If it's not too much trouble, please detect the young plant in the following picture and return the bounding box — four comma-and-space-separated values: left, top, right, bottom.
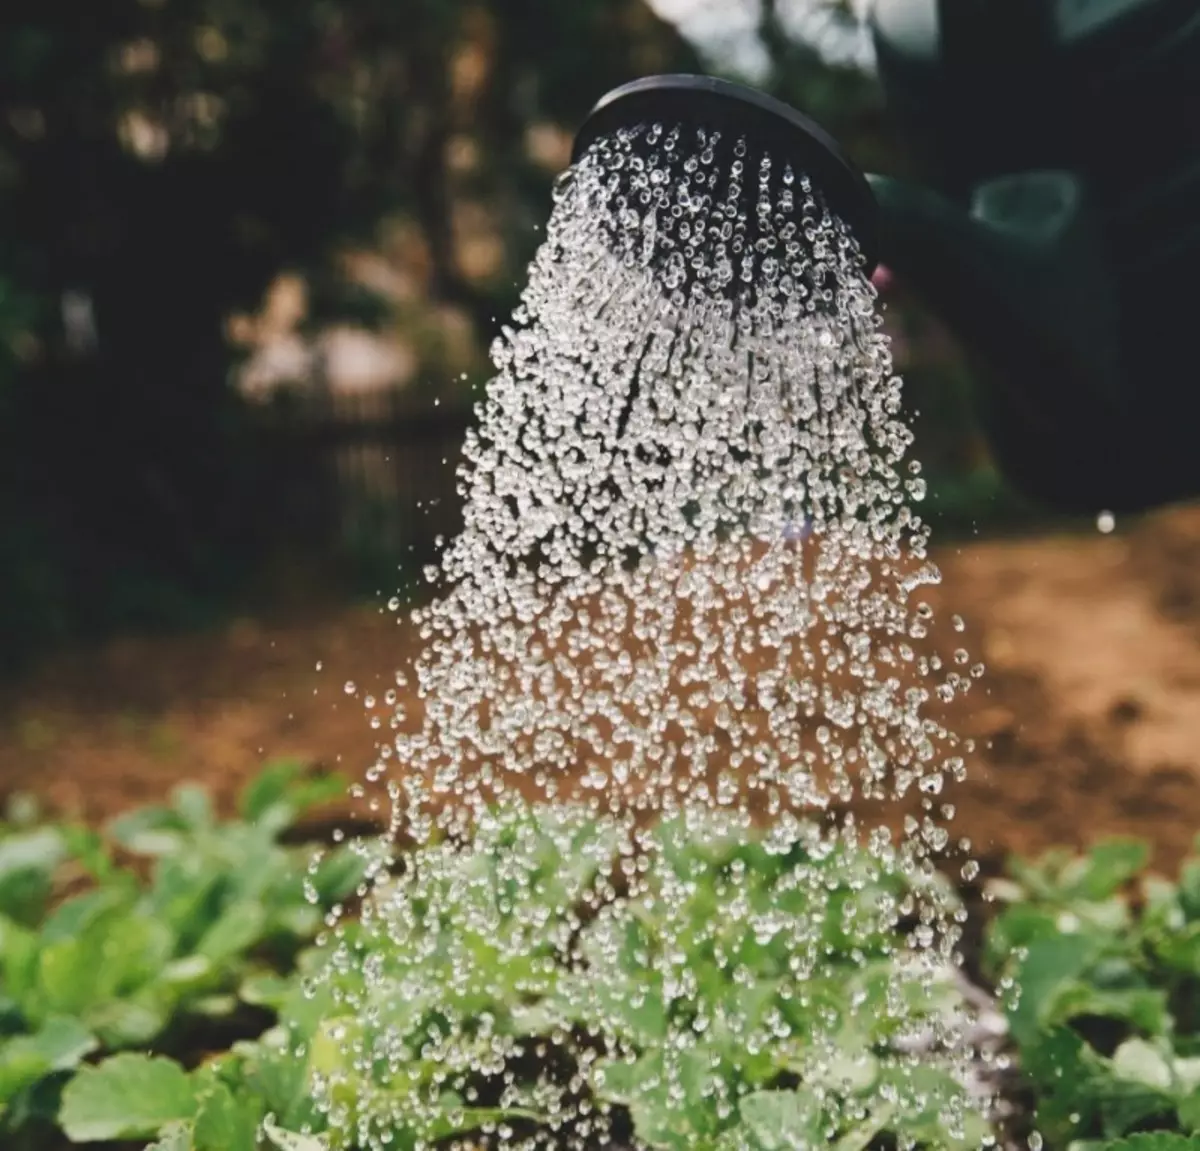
557, 809, 989, 1150
262, 804, 991, 1151
0, 761, 364, 1145
987, 836, 1200, 1147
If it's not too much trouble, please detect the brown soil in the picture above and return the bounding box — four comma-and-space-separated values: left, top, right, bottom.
4, 504, 1200, 871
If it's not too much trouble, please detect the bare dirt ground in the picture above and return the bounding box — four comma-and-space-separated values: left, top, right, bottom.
4, 503, 1200, 871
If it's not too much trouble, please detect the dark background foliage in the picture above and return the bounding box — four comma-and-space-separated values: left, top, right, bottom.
0, 0, 1003, 671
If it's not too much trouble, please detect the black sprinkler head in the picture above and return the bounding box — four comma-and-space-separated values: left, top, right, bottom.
572, 74, 880, 276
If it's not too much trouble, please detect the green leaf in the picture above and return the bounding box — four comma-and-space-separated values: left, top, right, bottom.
0, 1016, 97, 1106
1179, 859, 1200, 921
163, 954, 217, 992
425, 1101, 544, 1141
172, 785, 215, 831
146, 1121, 194, 1151
37, 910, 174, 1022
88, 998, 171, 1047
193, 994, 239, 1018
1098, 1078, 1177, 1139
308, 846, 369, 905
262, 1116, 330, 1151
0, 915, 38, 1004
239, 761, 347, 832
196, 901, 267, 964
879, 1064, 991, 1150
1074, 839, 1151, 901
239, 761, 306, 823
59, 1053, 198, 1141
1150, 922, 1200, 976
108, 804, 191, 857
738, 1090, 823, 1150
1009, 932, 1104, 1046
147, 858, 224, 945
806, 1039, 878, 1094
1179, 1086, 1200, 1132
239, 971, 294, 1010
833, 1106, 897, 1151
987, 903, 1093, 975
1017, 1027, 1109, 1140
627, 1096, 694, 1150
1051, 983, 1170, 1037
193, 1080, 261, 1151
237, 1038, 321, 1132
271, 903, 322, 939
309, 1016, 363, 1080
593, 1051, 663, 1105
1112, 1039, 1174, 1092
0, 827, 66, 922
1008, 847, 1077, 900
40, 885, 126, 943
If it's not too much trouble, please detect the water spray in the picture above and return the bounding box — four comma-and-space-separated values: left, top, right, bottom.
576, 0, 1200, 516
572, 74, 880, 279
310, 58, 1002, 1151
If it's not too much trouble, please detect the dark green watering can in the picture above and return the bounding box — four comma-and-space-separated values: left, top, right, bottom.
868, 0, 1200, 513
574, 0, 1200, 514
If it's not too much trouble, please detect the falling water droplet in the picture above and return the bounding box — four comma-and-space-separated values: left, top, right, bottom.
308, 115, 991, 1151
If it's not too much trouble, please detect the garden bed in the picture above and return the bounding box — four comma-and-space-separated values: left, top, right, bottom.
5, 764, 1200, 1149
6, 508, 1200, 1149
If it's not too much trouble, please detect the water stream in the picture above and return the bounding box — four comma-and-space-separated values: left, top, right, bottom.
305, 120, 998, 1149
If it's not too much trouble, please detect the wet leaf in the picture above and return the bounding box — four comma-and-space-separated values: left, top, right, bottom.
262, 1116, 330, 1151
738, 1090, 823, 1149
146, 1121, 193, 1151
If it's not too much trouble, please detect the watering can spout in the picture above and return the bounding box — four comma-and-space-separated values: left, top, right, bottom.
867, 171, 1139, 511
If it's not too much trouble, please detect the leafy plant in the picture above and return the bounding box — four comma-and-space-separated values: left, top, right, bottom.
38, 798, 995, 1151
987, 835, 1200, 1148
243, 804, 990, 1151
0, 761, 363, 1144
557, 810, 988, 1150
6, 764, 1058, 1151
58, 1036, 326, 1150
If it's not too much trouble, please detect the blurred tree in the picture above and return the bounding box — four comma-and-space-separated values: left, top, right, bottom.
0, 0, 698, 667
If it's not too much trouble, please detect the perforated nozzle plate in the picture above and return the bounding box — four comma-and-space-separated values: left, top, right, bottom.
572, 74, 879, 275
